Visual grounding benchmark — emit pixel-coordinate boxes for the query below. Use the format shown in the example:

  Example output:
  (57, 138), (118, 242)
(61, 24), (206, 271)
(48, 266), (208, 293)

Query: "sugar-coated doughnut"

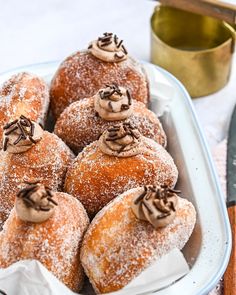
(0, 183), (89, 292)
(64, 123), (177, 217)
(81, 185), (196, 293)
(0, 72), (49, 147)
(0, 117), (74, 228)
(50, 33), (149, 118)
(54, 84), (166, 153)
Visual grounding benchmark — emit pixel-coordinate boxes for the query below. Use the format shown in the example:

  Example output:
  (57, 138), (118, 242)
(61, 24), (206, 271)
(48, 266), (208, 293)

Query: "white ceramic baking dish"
(0, 62), (231, 295)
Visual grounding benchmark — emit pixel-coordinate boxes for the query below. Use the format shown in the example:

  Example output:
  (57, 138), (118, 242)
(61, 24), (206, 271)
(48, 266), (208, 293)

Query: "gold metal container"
(151, 5), (235, 97)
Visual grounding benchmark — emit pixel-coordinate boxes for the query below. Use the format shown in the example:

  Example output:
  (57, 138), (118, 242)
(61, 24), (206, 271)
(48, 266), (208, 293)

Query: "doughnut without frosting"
(54, 97), (166, 153)
(64, 136), (178, 217)
(50, 51), (149, 119)
(0, 192), (89, 292)
(81, 187), (196, 294)
(0, 72), (49, 147)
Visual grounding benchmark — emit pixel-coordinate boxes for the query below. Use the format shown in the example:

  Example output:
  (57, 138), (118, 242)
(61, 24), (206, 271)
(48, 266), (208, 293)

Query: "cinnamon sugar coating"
(64, 137), (178, 217)
(54, 97), (166, 153)
(50, 51), (149, 119)
(0, 72), (49, 148)
(81, 187), (196, 293)
(0, 192), (89, 292)
(0, 132), (74, 228)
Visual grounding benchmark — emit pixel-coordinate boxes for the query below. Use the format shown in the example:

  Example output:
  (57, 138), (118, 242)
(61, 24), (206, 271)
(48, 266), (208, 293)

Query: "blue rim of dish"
(156, 66), (232, 295)
(0, 61), (232, 295)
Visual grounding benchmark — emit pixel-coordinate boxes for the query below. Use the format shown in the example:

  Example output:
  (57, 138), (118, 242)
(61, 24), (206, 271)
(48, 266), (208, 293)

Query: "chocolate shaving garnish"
(20, 120), (29, 127)
(17, 182), (58, 212)
(144, 191), (153, 200)
(157, 212), (171, 219)
(121, 104), (129, 111)
(106, 134), (127, 141)
(48, 197), (58, 206)
(108, 101), (113, 111)
(89, 33), (128, 62)
(105, 123), (140, 142)
(17, 184), (39, 197)
(134, 186), (148, 204)
(99, 83), (123, 100)
(29, 136), (37, 144)
(168, 188), (181, 194)
(104, 32), (113, 36)
(109, 131), (118, 137)
(13, 134), (24, 145)
(3, 137), (9, 151)
(5, 125), (18, 135)
(30, 123), (35, 137)
(118, 144), (126, 153)
(39, 207), (51, 212)
(114, 53), (125, 59)
(99, 35), (112, 42)
(20, 115), (32, 127)
(137, 185), (178, 216)
(108, 127), (120, 132)
(17, 122), (27, 139)
(122, 44), (128, 54)
(3, 116), (40, 152)
(170, 201), (176, 212)
(99, 122), (141, 157)
(24, 180), (40, 185)
(3, 119), (18, 130)
(100, 41), (112, 47)
(132, 185), (179, 228)
(149, 185), (157, 192)
(142, 200), (154, 214)
(126, 90), (132, 105)
(46, 189), (53, 197)
(117, 39), (123, 48)
(114, 34), (118, 45)
(23, 197), (36, 207)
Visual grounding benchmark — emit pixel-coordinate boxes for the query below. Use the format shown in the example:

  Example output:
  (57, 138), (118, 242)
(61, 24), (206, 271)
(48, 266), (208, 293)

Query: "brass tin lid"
(151, 5), (235, 97)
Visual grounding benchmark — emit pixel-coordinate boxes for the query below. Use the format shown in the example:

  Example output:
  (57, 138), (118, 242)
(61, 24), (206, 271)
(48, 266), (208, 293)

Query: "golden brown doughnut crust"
(81, 188), (196, 293)
(0, 192), (89, 292)
(50, 51), (149, 118)
(0, 132), (74, 228)
(0, 72), (49, 147)
(64, 138), (178, 217)
(54, 97), (166, 153)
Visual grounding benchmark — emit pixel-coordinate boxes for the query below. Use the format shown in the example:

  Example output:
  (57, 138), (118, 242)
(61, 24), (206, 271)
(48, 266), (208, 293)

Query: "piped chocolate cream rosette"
(132, 185), (180, 228)
(88, 32), (128, 62)
(98, 122), (142, 157)
(3, 115), (43, 153)
(15, 181), (58, 223)
(94, 83), (133, 121)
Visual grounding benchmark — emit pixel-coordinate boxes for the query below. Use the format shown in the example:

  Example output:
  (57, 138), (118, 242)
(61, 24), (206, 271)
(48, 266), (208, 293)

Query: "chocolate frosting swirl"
(3, 115), (43, 154)
(88, 32), (128, 62)
(94, 84), (133, 121)
(98, 122), (142, 157)
(15, 181), (58, 223)
(131, 185), (179, 228)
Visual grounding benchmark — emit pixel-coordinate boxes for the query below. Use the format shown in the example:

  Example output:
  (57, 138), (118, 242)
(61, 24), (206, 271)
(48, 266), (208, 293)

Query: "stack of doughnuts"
(0, 33), (196, 294)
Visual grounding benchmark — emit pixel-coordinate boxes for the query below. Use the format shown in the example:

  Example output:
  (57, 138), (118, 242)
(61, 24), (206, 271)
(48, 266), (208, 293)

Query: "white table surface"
(0, 0), (235, 148)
